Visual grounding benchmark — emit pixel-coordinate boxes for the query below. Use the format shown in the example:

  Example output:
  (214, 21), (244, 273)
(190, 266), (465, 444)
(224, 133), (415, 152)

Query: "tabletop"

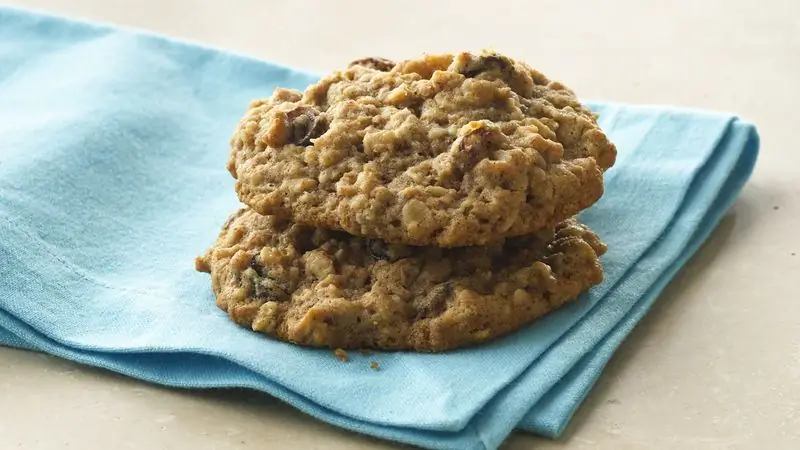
(1, 1), (798, 449)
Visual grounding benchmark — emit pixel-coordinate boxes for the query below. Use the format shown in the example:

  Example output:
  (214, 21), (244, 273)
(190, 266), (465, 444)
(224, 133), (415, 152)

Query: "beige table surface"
(1, 1), (799, 449)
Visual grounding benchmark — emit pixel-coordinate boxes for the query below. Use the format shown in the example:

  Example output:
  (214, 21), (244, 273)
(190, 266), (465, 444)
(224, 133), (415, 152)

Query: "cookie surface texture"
(227, 51), (617, 247)
(195, 208), (607, 352)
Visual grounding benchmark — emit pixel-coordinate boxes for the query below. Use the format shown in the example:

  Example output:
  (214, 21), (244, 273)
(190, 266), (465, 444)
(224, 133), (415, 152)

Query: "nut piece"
(304, 250), (335, 279)
(252, 301), (280, 333)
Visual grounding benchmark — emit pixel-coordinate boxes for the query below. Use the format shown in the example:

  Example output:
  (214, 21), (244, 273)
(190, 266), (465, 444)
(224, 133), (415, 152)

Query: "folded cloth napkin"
(0, 7), (759, 450)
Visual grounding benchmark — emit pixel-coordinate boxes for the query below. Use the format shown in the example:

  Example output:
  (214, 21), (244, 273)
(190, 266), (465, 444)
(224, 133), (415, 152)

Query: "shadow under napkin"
(0, 7), (759, 450)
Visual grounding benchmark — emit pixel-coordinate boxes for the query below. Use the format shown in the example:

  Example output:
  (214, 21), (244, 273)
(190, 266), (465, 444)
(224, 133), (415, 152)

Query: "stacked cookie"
(195, 52), (617, 352)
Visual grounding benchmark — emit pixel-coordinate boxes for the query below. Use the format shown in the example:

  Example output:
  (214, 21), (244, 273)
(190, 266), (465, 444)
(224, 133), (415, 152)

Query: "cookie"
(227, 51), (616, 247)
(195, 208), (606, 352)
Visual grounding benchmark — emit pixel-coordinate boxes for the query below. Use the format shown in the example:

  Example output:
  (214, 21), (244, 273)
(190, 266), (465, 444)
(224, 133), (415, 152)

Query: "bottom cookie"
(195, 208), (606, 352)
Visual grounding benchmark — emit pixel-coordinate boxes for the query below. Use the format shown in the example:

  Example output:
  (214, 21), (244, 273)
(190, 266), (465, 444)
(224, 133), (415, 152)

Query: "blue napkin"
(0, 7), (759, 450)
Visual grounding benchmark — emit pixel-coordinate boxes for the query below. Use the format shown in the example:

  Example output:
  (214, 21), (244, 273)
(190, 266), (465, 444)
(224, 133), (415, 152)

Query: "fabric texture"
(0, 7), (759, 450)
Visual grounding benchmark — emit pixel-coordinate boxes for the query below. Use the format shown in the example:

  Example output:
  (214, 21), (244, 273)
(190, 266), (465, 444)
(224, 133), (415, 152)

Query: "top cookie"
(228, 51), (616, 247)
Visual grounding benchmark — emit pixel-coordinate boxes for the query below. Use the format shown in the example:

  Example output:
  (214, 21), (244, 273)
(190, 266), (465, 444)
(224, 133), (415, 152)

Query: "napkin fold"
(0, 7), (759, 450)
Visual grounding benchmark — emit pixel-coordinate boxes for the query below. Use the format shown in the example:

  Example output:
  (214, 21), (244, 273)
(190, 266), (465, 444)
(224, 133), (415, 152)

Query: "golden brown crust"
(195, 208), (606, 352)
(227, 51), (616, 247)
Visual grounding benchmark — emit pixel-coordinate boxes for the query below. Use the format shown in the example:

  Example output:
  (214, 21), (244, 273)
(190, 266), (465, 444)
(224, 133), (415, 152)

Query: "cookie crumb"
(334, 348), (349, 362)
(370, 361), (380, 370)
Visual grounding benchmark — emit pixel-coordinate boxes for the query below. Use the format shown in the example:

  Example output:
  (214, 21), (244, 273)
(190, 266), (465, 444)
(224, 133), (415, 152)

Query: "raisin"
(286, 106), (327, 146)
(249, 257), (267, 277)
(459, 54), (534, 97)
(367, 239), (390, 261)
(366, 240), (409, 262)
(291, 226), (317, 253)
(457, 127), (494, 168)
(250, 263), (290, 302)
(460, 55), (514, 79)
(414, 282), (452, 318)
(348, 57), (396, 72)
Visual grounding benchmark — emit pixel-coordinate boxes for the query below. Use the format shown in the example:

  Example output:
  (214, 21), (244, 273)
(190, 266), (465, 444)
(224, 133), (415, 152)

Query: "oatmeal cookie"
(228, 51), (616, 247)
(195, 208), (606, 352)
